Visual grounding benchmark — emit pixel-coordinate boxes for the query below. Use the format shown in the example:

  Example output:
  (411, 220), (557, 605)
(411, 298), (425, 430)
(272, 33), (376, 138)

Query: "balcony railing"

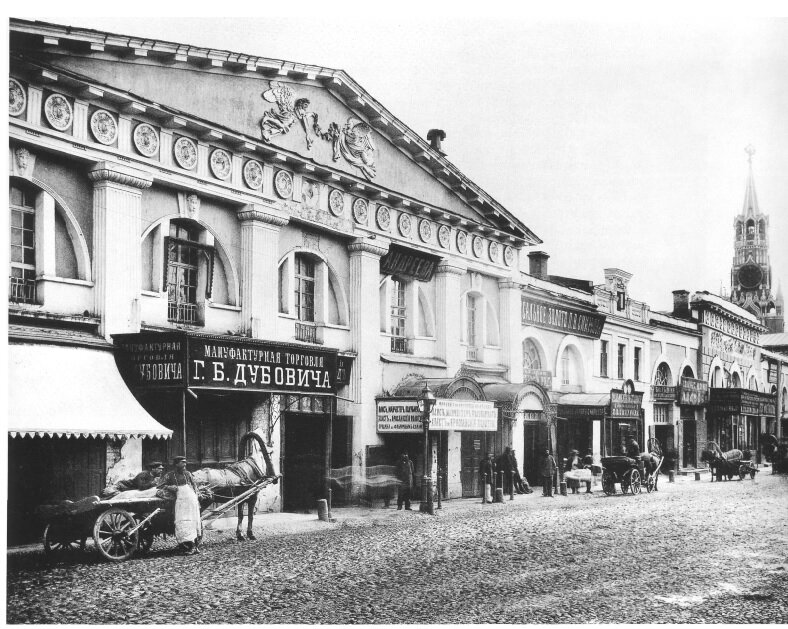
(168, 301), (199, 325)
(466, 346), (480, 361)
(9, 276), (36, 304)
(391, 336), (409, 354)
(295, 322), (320, 344)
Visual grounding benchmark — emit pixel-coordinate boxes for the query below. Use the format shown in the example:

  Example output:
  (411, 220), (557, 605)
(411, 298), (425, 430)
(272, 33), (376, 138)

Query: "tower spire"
(742, 144), (760, 217)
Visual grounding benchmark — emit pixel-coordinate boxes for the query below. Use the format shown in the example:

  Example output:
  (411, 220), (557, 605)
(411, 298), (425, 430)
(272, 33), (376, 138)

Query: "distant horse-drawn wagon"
(700, 441), (758, 481)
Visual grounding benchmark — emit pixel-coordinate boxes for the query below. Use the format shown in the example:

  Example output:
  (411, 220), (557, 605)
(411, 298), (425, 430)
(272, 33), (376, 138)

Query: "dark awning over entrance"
(557, 393), (610, 420)
(113, 331), (341, 396)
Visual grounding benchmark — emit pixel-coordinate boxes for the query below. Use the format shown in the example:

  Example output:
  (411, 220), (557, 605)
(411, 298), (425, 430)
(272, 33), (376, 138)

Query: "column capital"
(88, 161), (153, 189)
(237, 203), (289, 227)
(498, 279), (522, 290)
(348, 236), (389, 258)
(436, 261), (466, 276)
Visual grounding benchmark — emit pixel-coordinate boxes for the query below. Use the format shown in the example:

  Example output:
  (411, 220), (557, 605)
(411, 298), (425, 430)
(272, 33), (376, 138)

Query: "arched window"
(711, 366), (723, 388)
(748, 375), (758, 391)
(731, 372), (741, 388)
(746, 219), (755, 240)
(736, 221), (743, 239)
(758, 218), (766, 237)
(654, 362), (672, 386)
(559, 345), (583, 389)
(682, 365), (695, 380)
(166, 220), (212, 325)
(523, 339), (542, 371)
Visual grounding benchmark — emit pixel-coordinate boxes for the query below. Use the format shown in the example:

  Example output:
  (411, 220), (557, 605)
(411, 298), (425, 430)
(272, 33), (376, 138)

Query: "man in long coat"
(541, 450), (557, 497)
(395, 453), (415, 510)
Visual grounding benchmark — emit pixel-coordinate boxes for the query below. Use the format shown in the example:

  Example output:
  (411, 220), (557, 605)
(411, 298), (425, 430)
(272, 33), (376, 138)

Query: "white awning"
(8, 343), (172, 439)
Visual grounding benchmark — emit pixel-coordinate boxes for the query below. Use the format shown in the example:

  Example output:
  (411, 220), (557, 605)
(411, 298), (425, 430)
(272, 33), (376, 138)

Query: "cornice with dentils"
(10, 18), (542, 246)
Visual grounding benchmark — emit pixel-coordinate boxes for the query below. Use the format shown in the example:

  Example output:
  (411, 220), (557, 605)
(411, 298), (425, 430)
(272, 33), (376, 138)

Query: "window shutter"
(204, 249), (215, 299)
(162, 236), (172, 289)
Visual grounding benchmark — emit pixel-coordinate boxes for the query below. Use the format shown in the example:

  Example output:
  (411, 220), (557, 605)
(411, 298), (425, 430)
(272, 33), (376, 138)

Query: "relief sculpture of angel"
(260, 81), (313, 144)
(332, 117), (376, 180)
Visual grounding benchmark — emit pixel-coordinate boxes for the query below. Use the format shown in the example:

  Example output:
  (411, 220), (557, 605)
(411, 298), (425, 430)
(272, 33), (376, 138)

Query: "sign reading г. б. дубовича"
(521, 296), (605, 339)
(113, 332), (338, 395)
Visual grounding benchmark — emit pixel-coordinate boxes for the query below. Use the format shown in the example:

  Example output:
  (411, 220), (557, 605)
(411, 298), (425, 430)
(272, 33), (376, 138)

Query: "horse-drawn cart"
(601, 456), (643, 495)
(37, 432), (278, 562)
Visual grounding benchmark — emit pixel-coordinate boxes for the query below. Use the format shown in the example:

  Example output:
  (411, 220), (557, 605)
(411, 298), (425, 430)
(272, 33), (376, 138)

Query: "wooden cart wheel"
(620, 472), (631, 494)
(93, 508), (138, 562)
(630, 469), (642, 494)
(602, 471), (615, 496)
(43, 523), (86, 556)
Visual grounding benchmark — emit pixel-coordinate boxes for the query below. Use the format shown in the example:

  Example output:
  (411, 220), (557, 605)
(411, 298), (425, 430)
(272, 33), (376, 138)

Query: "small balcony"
(390, 336), (410, 354)
(168, 301), (199, 325)
(466, 345), (480, 361)
(8, 276), (36, 305)
(295, 322), (322, 344)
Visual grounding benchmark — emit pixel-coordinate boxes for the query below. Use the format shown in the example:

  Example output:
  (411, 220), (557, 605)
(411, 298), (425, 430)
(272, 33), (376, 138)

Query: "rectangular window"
(617, 291), (626, 311)
(167, 223), (200, 324)
(294, 255), (316, 322)
(390, 278), (407, 353)
(9, 185), (36, 304)
(634, 346), (641, 381)
(617, 343), (625, 379)
(466, 295), (477, 348)
(561, 352), (570, 385)
(600, 340), (608, 378)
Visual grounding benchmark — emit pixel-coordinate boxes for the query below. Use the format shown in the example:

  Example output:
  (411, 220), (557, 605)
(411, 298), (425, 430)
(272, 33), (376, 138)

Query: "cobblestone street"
(6, 473), (788, 624)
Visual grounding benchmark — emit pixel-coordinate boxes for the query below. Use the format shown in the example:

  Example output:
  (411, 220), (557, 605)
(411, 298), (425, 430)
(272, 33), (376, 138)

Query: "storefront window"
(9, 183), (36, 304)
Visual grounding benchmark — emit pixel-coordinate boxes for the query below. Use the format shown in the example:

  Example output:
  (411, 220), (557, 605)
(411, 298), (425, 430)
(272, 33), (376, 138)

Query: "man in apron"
(159, 456), (202, 555)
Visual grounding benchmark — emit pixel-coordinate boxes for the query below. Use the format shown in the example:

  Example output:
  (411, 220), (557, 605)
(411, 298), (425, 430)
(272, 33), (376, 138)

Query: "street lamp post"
(417, 383), (437, 515)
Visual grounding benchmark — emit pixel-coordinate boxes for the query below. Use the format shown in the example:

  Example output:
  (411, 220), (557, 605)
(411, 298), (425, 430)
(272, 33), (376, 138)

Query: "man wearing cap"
(159, 456), (202, 555)
(541, 449), (557, 497)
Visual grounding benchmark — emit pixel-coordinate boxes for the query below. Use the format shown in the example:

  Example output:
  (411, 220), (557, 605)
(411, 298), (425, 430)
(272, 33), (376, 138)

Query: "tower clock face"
(737, 263), (763, 289)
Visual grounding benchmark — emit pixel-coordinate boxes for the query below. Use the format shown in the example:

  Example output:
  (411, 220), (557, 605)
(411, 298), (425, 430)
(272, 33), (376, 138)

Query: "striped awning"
(8, 343), (172, 439)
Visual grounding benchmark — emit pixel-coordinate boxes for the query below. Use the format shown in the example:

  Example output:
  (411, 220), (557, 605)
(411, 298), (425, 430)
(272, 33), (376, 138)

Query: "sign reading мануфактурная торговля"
(113, 332), (339, 395)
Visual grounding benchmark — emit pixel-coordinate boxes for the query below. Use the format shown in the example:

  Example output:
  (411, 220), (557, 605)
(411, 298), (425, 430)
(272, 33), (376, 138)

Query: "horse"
(192, 431), (278, 541)
(700, 440), (743, 481)
(761, 433), (788, 472)
(635, 438), (664, 491)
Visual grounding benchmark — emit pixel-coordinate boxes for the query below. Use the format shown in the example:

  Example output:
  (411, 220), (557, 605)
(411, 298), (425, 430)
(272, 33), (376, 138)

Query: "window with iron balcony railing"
(390, 336), (410, 354)
(466, 345), (480, 361)
(9, 274), (36, 304)
(295, 322), (321, 344)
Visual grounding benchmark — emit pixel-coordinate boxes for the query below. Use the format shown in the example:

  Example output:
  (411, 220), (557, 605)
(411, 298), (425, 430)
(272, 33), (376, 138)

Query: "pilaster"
(499, 279), (524, 383)
(26, 86), (42, 126)
(237, 204), (289, 339)
(435, 261), (466, 373)
(348, 236), (390, 471)
(72, 100), (89, 142)
(88, 161), (153, 339)
(117, 115), (132, 154)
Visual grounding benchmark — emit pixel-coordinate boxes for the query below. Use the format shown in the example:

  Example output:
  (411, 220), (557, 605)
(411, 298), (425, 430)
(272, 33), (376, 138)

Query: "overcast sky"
(29, 12), (788, 313)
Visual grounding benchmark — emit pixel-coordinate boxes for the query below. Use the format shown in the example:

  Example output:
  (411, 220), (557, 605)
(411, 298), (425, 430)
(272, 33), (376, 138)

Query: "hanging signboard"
(651, 385), (677, 402)
(376, 399), (423, 433)
(678, 377), (709, 407)
(708, 389), (777, 416)
(380, 245), (439, 282)
(114, 332), (339, 394)
(521, 296), (605, 339)
(610, 390), (643, 419)
(430, 399), (498, 431)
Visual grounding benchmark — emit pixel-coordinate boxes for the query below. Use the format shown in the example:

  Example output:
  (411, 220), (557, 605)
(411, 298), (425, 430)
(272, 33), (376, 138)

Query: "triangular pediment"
(10, 20), (539, 244)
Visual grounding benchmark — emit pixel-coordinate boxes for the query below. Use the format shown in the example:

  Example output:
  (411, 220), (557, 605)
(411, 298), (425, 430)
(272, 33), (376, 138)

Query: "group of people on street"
(480, 447), (533, 501)
(103, 456), (202, 556)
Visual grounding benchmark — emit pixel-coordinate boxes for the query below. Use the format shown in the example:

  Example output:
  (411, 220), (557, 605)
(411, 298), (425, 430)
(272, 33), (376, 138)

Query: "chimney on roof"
(672, 290), (690, 318)
(528, 251), (549, 279)
(427, 129), (446, 154)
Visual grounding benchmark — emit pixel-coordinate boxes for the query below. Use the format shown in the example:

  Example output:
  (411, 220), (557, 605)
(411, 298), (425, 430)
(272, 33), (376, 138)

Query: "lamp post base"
(419, 479), (435, 515)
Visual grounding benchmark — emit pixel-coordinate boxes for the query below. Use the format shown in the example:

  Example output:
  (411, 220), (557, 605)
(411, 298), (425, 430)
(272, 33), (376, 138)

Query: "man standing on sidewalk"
(541, 449), (557, 497)
(395, 452), (415, 510)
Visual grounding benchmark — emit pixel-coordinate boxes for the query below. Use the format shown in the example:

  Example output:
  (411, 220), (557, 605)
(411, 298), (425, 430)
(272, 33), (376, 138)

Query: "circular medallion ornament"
(209, 149), (232, 180)
(352, 198), (369, 224)
(737, 263), (763, 289)
(472, 236), (484, 258)
(274, 170), (294, 198)
(133, 123), (159, 157)
(9, 79), (26, 117)
(418, 219), (432, 243)
(456, 230), (468, 254)
(89, 109), (118, 145)
(398, 213), (412, 237)
(328, 189), (344, 216)
(437, 225), (451, 249)
(376, 205), (391, 231)
(503, 246), (515, 267)
(173, 136), (198, 170)
(44, 93), (73, 131)
(488, 241), (500, 263)
(243, 160), (263, 189)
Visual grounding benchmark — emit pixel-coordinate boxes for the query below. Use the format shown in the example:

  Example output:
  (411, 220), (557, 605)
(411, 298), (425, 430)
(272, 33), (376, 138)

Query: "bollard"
(559, 481), (567, 496)
(317, 499), (330, 522)
(669, 470), (675, 483)
(694, 471), (702, 482)
(494, 488), (505, 503)
(482, 473), (488, 504)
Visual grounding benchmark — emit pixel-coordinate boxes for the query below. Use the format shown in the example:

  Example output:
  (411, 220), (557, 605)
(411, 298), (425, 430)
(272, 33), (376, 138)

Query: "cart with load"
(600, 456), (643, 495)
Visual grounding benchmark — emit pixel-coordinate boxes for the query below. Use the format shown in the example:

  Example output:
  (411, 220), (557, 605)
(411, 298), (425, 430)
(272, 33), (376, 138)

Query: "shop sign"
(610, 391), (643, 419)
(679, 378), (709, 407)
(768, 364), (778, 385)
(336, 355), (354, 387)
(558, 405), (606, 420)
(521, 296), (605, 339)
(115, 332), (338, 394)
(523, 368), (552, 390)
(522, 411), (543, 422)
(376, 399), (422, 433)
(430, 399), (498, 432)
(651, 385), (677, 402)
(708, 389), (777, 416)
(380, 245), (438, 282)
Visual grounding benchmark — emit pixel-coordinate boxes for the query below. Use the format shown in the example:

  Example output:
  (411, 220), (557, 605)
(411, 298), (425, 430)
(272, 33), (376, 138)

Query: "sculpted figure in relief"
(260, 82), (312, 145)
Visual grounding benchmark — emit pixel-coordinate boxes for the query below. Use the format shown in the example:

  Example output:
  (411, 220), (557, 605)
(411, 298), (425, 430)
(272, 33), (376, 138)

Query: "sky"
(24, 9), (788, 313)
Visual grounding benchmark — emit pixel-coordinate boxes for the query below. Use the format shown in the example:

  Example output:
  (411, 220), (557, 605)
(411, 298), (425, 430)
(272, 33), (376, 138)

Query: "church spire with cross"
(729, 145), (784, 333)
